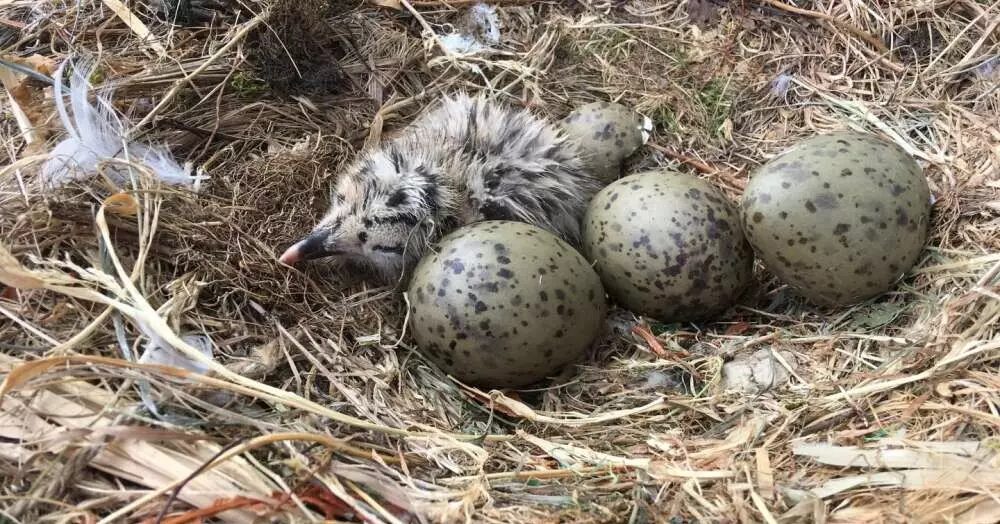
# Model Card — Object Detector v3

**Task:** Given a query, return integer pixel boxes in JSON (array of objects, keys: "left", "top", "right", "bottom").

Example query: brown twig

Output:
[
  {"left": 631, "top": 324, "right": 695, "bottom": 361},
  {"left": 647, "top": 142, "right": 718, "bottom": 174}
]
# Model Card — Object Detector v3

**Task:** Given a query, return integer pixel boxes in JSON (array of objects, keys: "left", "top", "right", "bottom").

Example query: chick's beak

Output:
[{"left": 279, "top": 231, "right": 334, "bottom": 266}]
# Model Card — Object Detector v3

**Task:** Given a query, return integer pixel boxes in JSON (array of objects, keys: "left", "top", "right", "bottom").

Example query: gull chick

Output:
[{"left": 279, "top": 93, "right": 605, "bottom": 284}]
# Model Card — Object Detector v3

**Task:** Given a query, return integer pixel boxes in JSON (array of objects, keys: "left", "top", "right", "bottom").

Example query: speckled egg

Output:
[
  {"left": 582, "top": 169, "right": 754, "bottom": 323},
  {"left": 560, "top": 101, "right": 652, "bottom": 182},
  {"left": 740, "top": 131, "right": 932, "bottom": 306},
  {"left": 406, "top": 221, "right": 607, "bottom": 389}
]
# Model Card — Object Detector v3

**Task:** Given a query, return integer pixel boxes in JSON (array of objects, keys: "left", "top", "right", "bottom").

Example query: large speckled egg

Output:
[
  {"left": 560, "top": 101, "right": 652, "bottom": 182},
  {"left": 406, "top": 221, "right": 607, "bottom": 389},
  {"left": 740, "top": 131, "right": 932, "bottom": 306},
  {"left": 582, "top": 169, "right": 754, "bottom": 323}
]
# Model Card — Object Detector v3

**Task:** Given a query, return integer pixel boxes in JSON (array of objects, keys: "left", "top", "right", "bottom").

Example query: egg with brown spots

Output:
[
  {"left": 582, "top": 169, "right": 754, "bottom": 323},
  {"left": 560, "top": 101, "right": 652, "bottom": 183},
  {"left": 740, "top": 131, "right": 932, "bottom": 306},
  {"left": 406, "top": 220, "right": 607, "bottom": 389}
]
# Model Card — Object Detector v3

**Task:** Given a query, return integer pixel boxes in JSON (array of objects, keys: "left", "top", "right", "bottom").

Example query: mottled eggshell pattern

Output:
[
  {"left": 560, "top": 101, "right": 652, "bottom": 183},
  {"left": 582, "top": 169, "right": 754, "bottom": 323},
  {"left": 740, "top": 131, "right": 932, "bottom": 306},
  {"left": 407, "top": 221, "right": 607, "bottom": 389}
]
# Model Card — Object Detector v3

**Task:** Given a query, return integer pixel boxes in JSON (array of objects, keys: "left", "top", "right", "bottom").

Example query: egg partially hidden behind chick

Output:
[
  {"left": 560, "top": 101, "right": 653, "bottom": 183},
  {"left": 583, "top": 169, "right": 754, "bottom": 324},
  {"left": 407, "top": 220, "right": 607, "bottom": 389}
]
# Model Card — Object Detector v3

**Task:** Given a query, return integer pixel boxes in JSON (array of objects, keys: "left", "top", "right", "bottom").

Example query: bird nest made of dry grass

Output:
[{"left": 0, "top": 0, "right": 998, "bottom": 522}]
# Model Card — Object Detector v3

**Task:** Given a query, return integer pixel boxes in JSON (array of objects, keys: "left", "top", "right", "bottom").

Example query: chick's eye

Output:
[{"left": 358, "top": 231, "right": 369, "bottom": 243}]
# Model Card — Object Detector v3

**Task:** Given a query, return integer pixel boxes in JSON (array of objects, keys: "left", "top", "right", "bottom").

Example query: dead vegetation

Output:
[{"left": 1, "top": 0, "right": 998, "bottom": 522}]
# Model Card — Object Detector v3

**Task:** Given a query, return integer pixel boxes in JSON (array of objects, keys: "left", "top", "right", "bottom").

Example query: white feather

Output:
[{"left": 40, "top": 57, "right": 204, "bottom": 190}]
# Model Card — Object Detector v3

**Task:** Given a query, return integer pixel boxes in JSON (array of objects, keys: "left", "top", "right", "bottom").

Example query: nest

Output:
[{"left": 1, "top": 0, "right": 998, "bottom": 522}]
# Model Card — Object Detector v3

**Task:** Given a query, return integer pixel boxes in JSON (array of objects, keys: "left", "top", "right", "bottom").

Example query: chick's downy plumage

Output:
[{"left": 279, "top": 93, "right": 604, "bottom": 284}]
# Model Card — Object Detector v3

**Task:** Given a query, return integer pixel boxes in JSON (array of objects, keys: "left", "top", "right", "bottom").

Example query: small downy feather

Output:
[{"left": 40, "top": 57, "right": 205, "bottom": 190}]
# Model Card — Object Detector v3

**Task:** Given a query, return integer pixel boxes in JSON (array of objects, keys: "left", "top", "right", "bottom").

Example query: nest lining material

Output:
[{"left": 0, "top": 0, "right": 998, "bottom": 522}]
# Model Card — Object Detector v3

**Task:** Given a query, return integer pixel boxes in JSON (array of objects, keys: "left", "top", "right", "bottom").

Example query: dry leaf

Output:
[
  {"left": 793, "top": 440, "right": 987, "bottom": 469},
  {"left": 0, "top": 54, "right": 56, "bottom": 129},
  {"left": 0, "top": 65, "right": 41, "bottom": 143},
  {"left": 0, "top": 357, "right": 71, "bottom": 396},
  {"left": 7, "top": 81, "right": 31, "bottom": 108},
  {"left": 21, "top": 54, "right": 58, "bottom": 77},
  {"left": 804, "top": 468, "right": 1000, "bottom": 499},
  {"left": 791, "top": 440, "right": 1000, "bottom": 499},
  {"left": 103, "top": 192, "right": 140, "bottom": 216},
  {"left": 724, "top": 322, "right": 751, "bottom": 336},
  {"left": 756, "top": 447, "right": 775, "bottom": 500},
  {"left": 0, "top": 245, "right": 47, "bottom": 290},
  {"left": 1, "top": 53, "right": 58, "bottom": 77}
]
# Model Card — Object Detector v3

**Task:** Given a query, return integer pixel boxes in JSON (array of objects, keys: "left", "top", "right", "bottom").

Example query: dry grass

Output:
[{"left": 1, "top": 0, "right": 998, "bottom": 522}]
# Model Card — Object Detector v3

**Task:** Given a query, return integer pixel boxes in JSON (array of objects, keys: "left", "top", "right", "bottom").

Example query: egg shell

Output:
[
  {"left": 740, "top": 131, "right": 932, "bottom": 306},
  {"left": 582, "top": 169, "right": 755, "bottom": 323},
  {"left": 407, "top": 220, "right": 607, "bottom": 389}
]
